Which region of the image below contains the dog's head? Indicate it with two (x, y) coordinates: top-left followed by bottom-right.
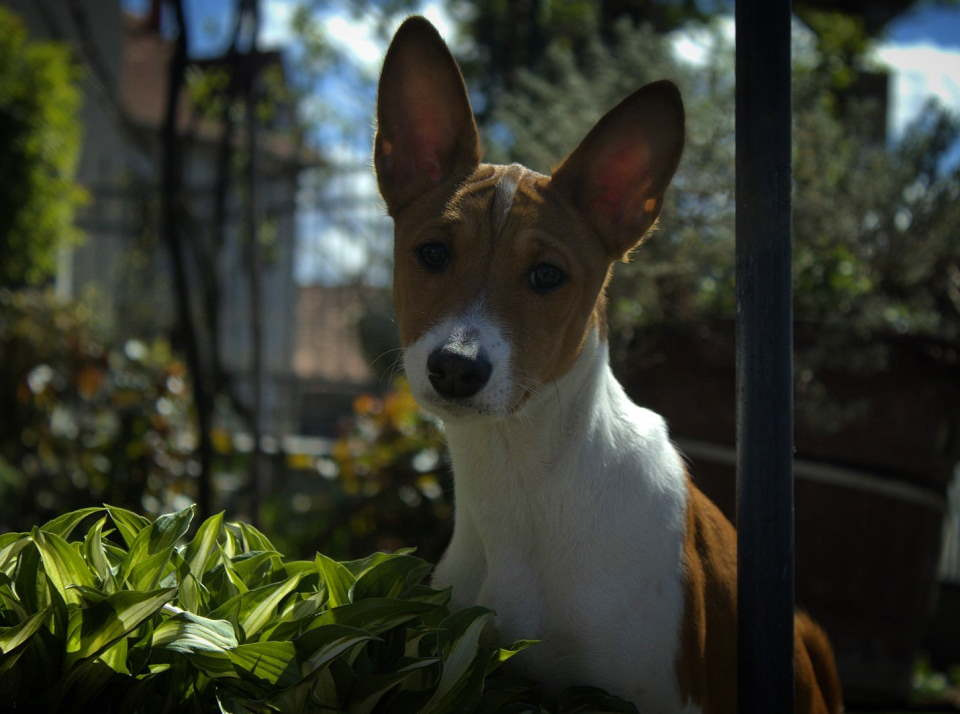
(375, 17), (684, 420)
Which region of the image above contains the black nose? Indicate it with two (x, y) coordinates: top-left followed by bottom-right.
(427, 347), (492, 399)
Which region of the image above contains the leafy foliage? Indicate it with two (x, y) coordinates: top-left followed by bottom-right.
(912, 655), (960, 708)
(0, 290), (195, 532)
(489, 20), (960, 346)
(0, 505), (636, 713)
(0, 6), (86, 287)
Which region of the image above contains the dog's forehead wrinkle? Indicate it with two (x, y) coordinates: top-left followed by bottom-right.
(491, 163), (526, 235)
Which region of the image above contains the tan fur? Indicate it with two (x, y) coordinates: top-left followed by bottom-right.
(678, 479), (844, 713)
(391, 164), (610, 402)
(376, 18), (670, 404)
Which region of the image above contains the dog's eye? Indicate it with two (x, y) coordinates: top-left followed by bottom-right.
(528, 262), (567, 293)
(416, 242), (450, 272)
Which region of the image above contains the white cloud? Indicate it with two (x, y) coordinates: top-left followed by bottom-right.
(321, 1), (458, 77)
(325, 14), (384, 75)
(261, 0), (297, 49)
(669, 18), (960, 142)
(418, 1), (457, 42)
(670, 16), (734, 67)
(873, 42), (960, 136)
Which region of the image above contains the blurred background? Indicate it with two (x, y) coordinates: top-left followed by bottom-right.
(0, 0), (958, 708)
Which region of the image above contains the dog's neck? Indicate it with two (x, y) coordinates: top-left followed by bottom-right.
(443, 328), (603, 474)
(435, 326), (691, 704)
(440, 328), (672, 538)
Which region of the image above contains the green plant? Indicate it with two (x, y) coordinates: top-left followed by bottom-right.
(0, 6), (86, 288)
(0, 505), (637, 713)
(490, 19), (960, 344)
(912, 655), (960, 709)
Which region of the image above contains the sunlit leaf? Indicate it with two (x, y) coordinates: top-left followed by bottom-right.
(315, 553), (354, 608)
(31, 527), (94, 605)
(103, 505), (151, 549)
(350, 554), (432, 601)
(0, 606), (50, 654)
(419, 607), (494, 714)
(127, 546), (176, 592)
(488, 639), (540, 677)
(310, 597), (437, 635)
(39, 507), (103, 540)
(153, 607), (238, 679)
(82, 517), (115, 592)
(121, 506), (195, 589)
(293, 624), (378, 675)
(185, 511), (224, 580)
(339, 548), (417, 578)
(228, 640), (300, 688)
(237, 522), (277, 554)
(0, 533), (30, 572)
(230, 551), (277, 588)
(64, 587), (175, 667)
(238, 573), (302, 641)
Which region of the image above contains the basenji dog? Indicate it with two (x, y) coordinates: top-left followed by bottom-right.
(374, 16), (843, 713)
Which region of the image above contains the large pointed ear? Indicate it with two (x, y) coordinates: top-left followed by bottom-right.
(375, 16), (480, 216)
(551, 80), (684, 259)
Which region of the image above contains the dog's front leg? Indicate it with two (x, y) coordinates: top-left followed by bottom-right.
(432, 506), (487, 611)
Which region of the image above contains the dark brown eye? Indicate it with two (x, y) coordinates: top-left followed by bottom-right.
(416, 242), (450, 272)
(529, 262), (567, 293)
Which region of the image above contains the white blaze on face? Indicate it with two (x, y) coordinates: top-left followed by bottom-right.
(403, 301), (513, 418)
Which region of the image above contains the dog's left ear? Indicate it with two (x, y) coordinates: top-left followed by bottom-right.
(375, 16), (480, 216)
(551, 80), (685, 259)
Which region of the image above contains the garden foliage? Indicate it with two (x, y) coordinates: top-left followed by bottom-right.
(0, 6), (86, 287)
(0, 291), (195, 533)
(0, 505), (637, 713)
(261, 380), (452, 564)
(490, 20), (960, 344)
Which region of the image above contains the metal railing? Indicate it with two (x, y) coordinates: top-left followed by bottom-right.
(735, 1), (795, 711)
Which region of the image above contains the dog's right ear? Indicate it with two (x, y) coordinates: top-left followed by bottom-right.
(375, 17), (480, 216)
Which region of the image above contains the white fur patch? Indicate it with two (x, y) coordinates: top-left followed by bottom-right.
(403, 302), (512, 418)
(431, 329), (695, 711)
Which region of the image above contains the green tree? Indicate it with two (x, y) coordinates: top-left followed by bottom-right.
(487, 19), (960, 346)
(0, 7), (86, 288)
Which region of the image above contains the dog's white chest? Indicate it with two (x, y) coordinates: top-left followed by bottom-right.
(432, 347), (695, 710)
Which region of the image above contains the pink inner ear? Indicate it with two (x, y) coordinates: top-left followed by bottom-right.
(398, 75), (458, 184)
(379, 129), (443, 186)
(410, 130), (444, 182)
(588, 146), (654, 226)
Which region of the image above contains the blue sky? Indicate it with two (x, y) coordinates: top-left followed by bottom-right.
(887, 4), (960, 47)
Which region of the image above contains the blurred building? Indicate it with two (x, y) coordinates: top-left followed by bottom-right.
(293, 283), (388, 436)
(6, 0), (308, 436)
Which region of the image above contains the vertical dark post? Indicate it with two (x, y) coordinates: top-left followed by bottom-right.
(162, 0), (214, 520)
(244, 0), (264, 527)
(736, 0), (794, 712)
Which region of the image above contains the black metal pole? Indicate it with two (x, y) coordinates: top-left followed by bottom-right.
(735, 0), (795, 712)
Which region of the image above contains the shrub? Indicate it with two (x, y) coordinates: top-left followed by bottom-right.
(0, 290), (195, 532)
(0, 506), (637, 713)
(261, 379), (453, 563)
(490, 20), (960, 344)
(0, 6), (86, 288)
